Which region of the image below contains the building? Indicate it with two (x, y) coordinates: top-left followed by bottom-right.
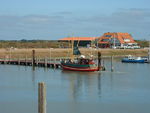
(59, 37), (97, 47)
(98, 32), (140, 49)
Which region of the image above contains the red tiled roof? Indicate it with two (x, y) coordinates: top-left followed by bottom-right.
(99, 32), (136, 44)
(115, 33), (135, 43)
(59, 37), (98, 41)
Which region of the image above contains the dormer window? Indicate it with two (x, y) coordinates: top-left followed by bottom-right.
(123, 38), (130, 42)
(105, 35), (112, 37)
(102, 39), (110, 42)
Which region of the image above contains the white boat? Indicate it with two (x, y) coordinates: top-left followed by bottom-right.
(122, 55), (145, 63)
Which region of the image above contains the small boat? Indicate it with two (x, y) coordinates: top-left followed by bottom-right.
(61, 55), (100, 71)
(122, 55), (145, 63)
(61, 38), (102, 72)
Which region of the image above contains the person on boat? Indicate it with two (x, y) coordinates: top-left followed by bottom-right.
(89, 55), (95, 64)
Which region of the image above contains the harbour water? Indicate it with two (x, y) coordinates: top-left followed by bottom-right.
(0, 58), (150, 113)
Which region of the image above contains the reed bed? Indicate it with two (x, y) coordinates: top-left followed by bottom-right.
(0, 48), (148, 59)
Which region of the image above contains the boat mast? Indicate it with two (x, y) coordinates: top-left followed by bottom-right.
(98, 52), (101, 71)
(71, 37), (74, 61)
(113, 33), (116, 49)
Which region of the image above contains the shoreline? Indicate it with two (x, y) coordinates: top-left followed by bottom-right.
(0, 48), (149, 59)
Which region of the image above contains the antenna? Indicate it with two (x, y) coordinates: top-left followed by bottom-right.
(113, 34), (116, 49)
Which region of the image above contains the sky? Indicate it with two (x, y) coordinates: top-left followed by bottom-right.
(0, 0), (150, 40)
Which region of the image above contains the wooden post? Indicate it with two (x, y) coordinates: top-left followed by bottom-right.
(36, 57), (38, 66)
(35, 57), (37, 66)
(25, 55), (27, 66)
(38, 82), (46, 113)
(18, 56), (20, 65)
(32, 50), (35, 66)
(98, 52), (101, 71)
(111, 56), (114, 72)
(45, 57), (47, 67)
(54, 58), (56, 69)
(4, 56), (7, 64)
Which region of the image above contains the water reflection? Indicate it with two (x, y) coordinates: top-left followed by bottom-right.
(61, 71), (102, 101)
(1, 60), (150, 113)
(97, 72), (101, 98)
(31, 66), (35, 88)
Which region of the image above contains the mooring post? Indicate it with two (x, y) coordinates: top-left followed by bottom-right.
(111, 55), (114, 72)
(35, 57), (37, 66)
(37, 56), (40, 66)
(36, 57), (38, 66)
(54, 58), (56, 69)
(18, 56), (20, 65)
(45, 57), (47, 67)
(32, 50), (35, 66)
(25, 55), (26, 65)
(4, 56), (7, 64)
(25, 55), (28, 66)
(98, 52), (101, 71)
(38, 82), (46, 113)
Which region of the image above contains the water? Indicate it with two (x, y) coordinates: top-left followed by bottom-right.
(0, 59), (150, 113)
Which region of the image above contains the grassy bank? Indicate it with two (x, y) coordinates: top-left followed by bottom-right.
(0, 48), (149, 59)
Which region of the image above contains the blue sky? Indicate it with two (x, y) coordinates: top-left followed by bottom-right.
(0, 0), (150, 40)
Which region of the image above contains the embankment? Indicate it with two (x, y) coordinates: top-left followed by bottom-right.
(0, 48), (149, 59)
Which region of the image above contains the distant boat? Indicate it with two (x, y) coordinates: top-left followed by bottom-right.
(122, 55), (145, 63)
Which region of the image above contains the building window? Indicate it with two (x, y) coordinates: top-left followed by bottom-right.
(105, 35), (112, 37)
(109, 38), (120, 44)
(123, 38), (130, 42)
(102, 39), (110, 42)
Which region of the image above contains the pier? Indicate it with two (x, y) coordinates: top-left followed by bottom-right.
(0, 58), (61, 68)
(0, 49), (63, 68)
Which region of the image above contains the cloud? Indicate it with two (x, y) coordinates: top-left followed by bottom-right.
(0, 9), (150, 40)
(73, 9), (150, 38)
(23, 15), (49, 23)
(54, 11), (73, 15)
(79, 9), (150, 26)
(0, 14), (74, 40)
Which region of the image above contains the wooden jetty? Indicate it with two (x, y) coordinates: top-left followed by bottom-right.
(0, 58), (61, 69)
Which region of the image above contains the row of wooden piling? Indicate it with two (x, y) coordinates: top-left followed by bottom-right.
(0, 59), (61, 68)
(0, 50), (62, 68)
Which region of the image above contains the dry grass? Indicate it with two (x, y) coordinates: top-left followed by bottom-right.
(0, 48), (148, 59)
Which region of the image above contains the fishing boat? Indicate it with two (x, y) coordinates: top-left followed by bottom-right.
(61, 55), (100, 71)
(61, 38), (102, 72)
(122, 55), (145, 63)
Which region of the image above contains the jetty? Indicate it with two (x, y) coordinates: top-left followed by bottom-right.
(0, 50), (62, 68)
(0, 58), (61, 68)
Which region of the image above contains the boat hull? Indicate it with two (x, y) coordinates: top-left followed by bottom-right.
(61, 63), (100, 72)
(122, 58), (145, 63)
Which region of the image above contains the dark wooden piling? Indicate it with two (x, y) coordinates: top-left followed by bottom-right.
(111, 56), (114, 72)
(38, 82), (46, 113)
(32, 50), (35, 66)
(25, 55), (27, 66)
(45, 57), (47, 67)
(36, 57), (38, 66)
(18, 56), (20, 65)
(98, 52), (101, 71)
(4, 56), (7, 64)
